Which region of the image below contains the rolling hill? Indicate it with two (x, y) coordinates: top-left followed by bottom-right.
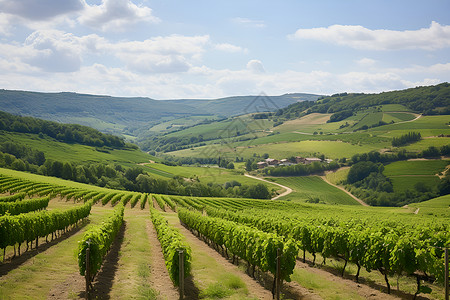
(0, 90), (320, 138)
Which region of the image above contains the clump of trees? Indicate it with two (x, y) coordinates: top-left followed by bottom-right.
(263, 161), (340, 176)
(392, 132), (421, 147)
(345, 157), (450, 206)
(327, 110), (353, 123)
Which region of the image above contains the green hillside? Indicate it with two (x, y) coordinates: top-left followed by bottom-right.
(0, 90), (318, 138)
(270, 176), (359, 205)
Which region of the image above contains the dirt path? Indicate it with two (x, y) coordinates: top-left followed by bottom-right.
(244, 173), (293, 200)
(396, 113), (422, 124)
(146, 219), (180, 299)
(170, 213), (275, 300)
(295, 260), (400, 300)
(320, 175), (369, 206)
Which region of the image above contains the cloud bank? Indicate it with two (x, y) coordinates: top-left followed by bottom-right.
(290, 21), (450, 50)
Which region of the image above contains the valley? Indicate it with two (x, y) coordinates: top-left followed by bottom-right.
(0, 83), (449, 300)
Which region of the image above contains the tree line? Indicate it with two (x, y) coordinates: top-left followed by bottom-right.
(391, 132), (421, 147)
(0, 110), (126, 148)
(0, 146), (269, 200)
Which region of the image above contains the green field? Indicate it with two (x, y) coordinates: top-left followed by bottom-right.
(162, 116), (273, 140)
(169, 139), (381, 160)
(0, 167), (111, 191)
(325, 168), (350, 185)
(142, 163), (281, 191)
(380, 104), (411, 112)
(390, 176), (440, 193)
(148, 115), (219, 133)
(383, 160), (449, 176)
(270, 176), (360, 205)
(411, 194), (450, 208)
(0, 131), (157, 166)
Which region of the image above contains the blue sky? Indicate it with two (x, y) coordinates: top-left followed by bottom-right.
(0, 0), (449, 99)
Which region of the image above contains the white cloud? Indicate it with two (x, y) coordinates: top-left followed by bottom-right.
(0, 60), (447, 99)
(214, 43), (248, 54)
(0, 13), (14, 35)
(356, 58), (376, 67)
(108, 35), (210, 73)
(246, 59), (265, 74)
(289, 21), (450, 50)
(79, 0), (160, 32)
(232, 17), (266, 29)
(0, 30), (104, 72)
(0, 30), (209, 74)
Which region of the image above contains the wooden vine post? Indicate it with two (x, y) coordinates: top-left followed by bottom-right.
(179, 249), (185, 300)
(276, 248), (281, 300)
(445, 248), (449, 300)
(85, 241), (91, 300)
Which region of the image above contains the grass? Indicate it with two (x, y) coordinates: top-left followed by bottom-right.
(380, 104), (411, 112)
(390, 176), (440, 193)
(270, 176), (360, 205)
(169, 140), (380, 160)
(401, 138), (450, 152)
(382, 112), (416, 123)
(0, 167), (111, 191)
(291, 267), (364, 300)
(410, 194), (450, 210)
(163, 116), (273, 141)
(141, 163), (281, 192)
(325, 168), (349, 185)
(383, 160), (449, 176)
(109, 209), (158, 299)
(297, 251), (445, 300)
(163, 212), (251, 300)
(0, 131), (157, 166)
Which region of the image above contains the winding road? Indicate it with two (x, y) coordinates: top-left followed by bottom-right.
(244, 173), (293, 200)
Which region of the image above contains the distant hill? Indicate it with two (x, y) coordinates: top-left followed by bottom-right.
(278, 83), (450, 119)
(170, 93), (320, 116)
(0, 90), (320, 136)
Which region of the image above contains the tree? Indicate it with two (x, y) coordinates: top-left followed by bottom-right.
(246, 183), (270, 199)
(226, 162), (235, 169)
(61, 162), (74, 180)
(347, 161), (380, 184)
(245, 159), (254, 171)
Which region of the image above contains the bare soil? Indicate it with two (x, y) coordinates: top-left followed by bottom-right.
(146, 220), (180, 300)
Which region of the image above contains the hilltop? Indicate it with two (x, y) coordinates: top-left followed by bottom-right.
(0, 89), (320, 138)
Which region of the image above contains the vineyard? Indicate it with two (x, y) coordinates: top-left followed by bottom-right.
(0, 168), (449, 299)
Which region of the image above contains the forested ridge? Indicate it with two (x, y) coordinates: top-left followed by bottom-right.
(0, 110), (126, 148)
(277, 82), (450, 119)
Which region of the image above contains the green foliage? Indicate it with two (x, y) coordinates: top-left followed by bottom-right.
(178, 208), (299, 283)
(347, 161), (382, 184)
(204, 205), (449, 291)
(0, 192), (26, 202)
(279, 82), (450, 118)
(0, 196), (50, 215)
(150, 208), (191, 286)
(0, 110), (125, 148)
(392, 132), (421, 147)
(78, 203), (124, 277)
(0, 198), (92, 250)
(264, 161), (340, 177)
(328, 110), (353, 123)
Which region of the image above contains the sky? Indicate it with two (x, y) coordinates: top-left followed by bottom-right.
(0, 0), (449, 99)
